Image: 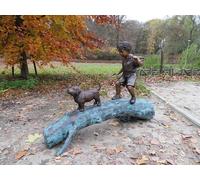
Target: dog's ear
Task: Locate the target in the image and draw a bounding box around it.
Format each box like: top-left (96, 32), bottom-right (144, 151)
top-left (74, 86), bottom-right (81, 95)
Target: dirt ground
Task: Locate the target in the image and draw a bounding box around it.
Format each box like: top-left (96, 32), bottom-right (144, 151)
top-left (0, 83), bottom-right (200, 165)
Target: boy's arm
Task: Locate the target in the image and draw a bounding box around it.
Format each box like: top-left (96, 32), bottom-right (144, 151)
top-left (117, 68), bottom-right (123, 75)
top-left (112, 68), bottom-right (123, 76)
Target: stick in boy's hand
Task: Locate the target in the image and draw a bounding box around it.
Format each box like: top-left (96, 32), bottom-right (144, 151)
top-left (112, 73), bottom-right (122, 80)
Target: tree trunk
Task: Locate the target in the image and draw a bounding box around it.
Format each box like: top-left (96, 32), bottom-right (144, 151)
top-left (12, 66), bottom-right (15, 78)
top-left (20, 51), bottom-right (29, 79)
top-left (43, 98), bottom-right (155, 155)
top-left (33, 61), bottom-right (38, 76)
top-left (15, 15), bottom-right (29, 79)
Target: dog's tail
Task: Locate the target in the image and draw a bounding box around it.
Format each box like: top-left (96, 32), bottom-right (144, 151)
top-left (97, 83), bottom-right (101, 91)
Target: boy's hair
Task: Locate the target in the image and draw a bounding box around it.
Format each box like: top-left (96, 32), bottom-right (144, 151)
top-left (117, 41), bottom-right (132, 53)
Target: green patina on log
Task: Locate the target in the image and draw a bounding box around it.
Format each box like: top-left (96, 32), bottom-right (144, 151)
top-left (43, 98), bottom-right (155, 155)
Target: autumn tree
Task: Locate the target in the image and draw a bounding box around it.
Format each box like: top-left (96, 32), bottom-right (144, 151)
top-left (0, 15), bottom-right (117, 79)
top-left (145, 19), bottom-right (166, 54)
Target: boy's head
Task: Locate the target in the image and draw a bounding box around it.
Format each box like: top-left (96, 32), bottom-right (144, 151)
top-left (117, 41), bottom-right (132, 57)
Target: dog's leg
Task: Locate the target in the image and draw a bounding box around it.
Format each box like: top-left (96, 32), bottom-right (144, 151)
top-left (77, 103), bottom-right (81, 110)
top-left (93, 99), bottom-right (98, 105)
top-left (94, 96), bottom-right (101, 106)
top-left (79, 103), bottom-right (84, 112)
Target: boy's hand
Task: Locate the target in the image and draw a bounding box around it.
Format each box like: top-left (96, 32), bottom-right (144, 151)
top-left (112, 73), bottom-right (121, 77)
top-left (132, 56), bottom-right (144, 66)
top-left (112, 73), bottom-right (122, 79)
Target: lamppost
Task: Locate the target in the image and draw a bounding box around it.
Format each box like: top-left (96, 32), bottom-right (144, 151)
top-left (184, 39), bottom-right (191, 68)
top-left (160, 39), bottom-right (165, 74)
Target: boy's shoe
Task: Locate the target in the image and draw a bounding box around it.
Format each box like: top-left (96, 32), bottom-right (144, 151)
top-left (112, 95), bottom-right (122, 100)
top-left (129, 97), bottom-right (136, 104)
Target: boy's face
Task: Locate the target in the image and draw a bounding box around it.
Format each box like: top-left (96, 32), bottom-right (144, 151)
top-left (119, 50), bottom-right (129, 58)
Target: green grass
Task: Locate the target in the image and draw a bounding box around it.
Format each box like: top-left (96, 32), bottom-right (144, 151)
top-left (0, 63), bottom-right (121, 77)
top-left (0, 77), bottom-right (39, 93)
top-left (0, 62), bottom-right (150, 97)
top-left (0, 63), bottom-right (121, 93)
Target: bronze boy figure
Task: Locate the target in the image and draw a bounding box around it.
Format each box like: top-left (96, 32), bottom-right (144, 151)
top-left (112, 41), bottom-right (143, 104)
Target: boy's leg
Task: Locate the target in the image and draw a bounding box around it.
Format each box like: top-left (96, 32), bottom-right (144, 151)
top-left (126, 85), bottom-right (136, 104)
top-left (126, 74), bottom-right (137, 104)
top-left (112, 81), bottom-right (122, 100)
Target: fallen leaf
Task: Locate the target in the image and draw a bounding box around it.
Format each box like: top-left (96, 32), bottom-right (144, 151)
top-left (169, 113), bottom-right (178, 121)
top-left (150, 139), bottom-right (160, 145)
top-left (180, 150), bottom-right (185, 157)
top-left (106, 148), bottom-right (116, 155)
top-left (26, 133), bottom-right (42, 144)
top-left (190, 138), bottom-right (198, 144)
top-left (130, 155), bottom-right (138, 160)
top-left (193, 147), bottom-right (200, 155)
top-left (93, 132), bottom-right (99, 136)
top-left (166, 159), bottom-right (174, 165)
top-left (91, 144), bottom-right (106, 151)
top-left (108, 120), bottom-right (120, 127)
top-left (149, 150), bottom-right (156, 156)
top-left (136, 155), bottom-right (149, 165)
top-left (182, 135), bottom-right (192, 140)
top-left (157, 160), bottom-right (168, 164)
top-left (15, 150), bottom-right (28, 160)
top-left (70, 147), bottom-right (82, 156)
top-left (160, 122), bottom-right (171, 128)
top-left (61, 152), bottom-right (69, 157)
top-left (159, 149), bottom-right (165, 153)
top-left (54, 156), bottom-right (62, 162)
top-left (55, 156), bottom-right (62, 160)
top-left (115, 146), bottom-right (124, 153)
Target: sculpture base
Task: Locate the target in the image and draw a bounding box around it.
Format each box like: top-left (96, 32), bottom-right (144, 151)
top-left (43, 98), bottom-right (155, 155)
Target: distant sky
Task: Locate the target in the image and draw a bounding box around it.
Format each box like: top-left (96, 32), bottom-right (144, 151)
top-left (126, 15), bottom-right (171, 22)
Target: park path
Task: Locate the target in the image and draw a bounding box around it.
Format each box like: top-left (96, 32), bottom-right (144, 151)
top-left (0, 84), bottom-right (200, 164)
top-left (147, 81), bottom-right (200, 125)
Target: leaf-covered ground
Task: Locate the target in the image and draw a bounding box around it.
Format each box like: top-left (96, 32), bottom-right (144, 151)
top-left (0, 81), bottom-right (200, 165)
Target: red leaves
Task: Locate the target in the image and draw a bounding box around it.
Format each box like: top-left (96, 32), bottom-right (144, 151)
top-left (0, 15), bottom-right (115, 67)
top-left (89, 15), bottom-right (118, 25)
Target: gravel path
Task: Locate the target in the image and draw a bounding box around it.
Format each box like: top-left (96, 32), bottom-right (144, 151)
top-left (148, 81), bottom-right (200, 122)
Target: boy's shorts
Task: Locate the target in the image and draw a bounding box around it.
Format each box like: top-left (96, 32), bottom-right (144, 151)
top-left (118, 73), bottom-right (136, 87)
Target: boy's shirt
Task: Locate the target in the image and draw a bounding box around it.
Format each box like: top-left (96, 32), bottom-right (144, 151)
top-left (122, 54), bottom-right (139, 77)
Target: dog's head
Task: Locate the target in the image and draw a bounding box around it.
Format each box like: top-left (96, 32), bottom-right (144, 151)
top-left (67, 86), bottom-right (81, 97)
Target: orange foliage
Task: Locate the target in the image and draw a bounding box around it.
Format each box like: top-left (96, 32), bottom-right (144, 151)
top-left (0, 15), bottom-right (116, 66)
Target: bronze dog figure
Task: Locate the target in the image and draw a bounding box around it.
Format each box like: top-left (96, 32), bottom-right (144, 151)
top-left (67, 85), bottom-right (101, 112)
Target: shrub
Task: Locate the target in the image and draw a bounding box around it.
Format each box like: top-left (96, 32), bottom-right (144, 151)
top-left (179, 43), bottom-right (200, 68)
top-left (143, 54), bottom-right (160, 68)
top-left (0, 77), bottom-right (39, 93)
top-left (86, 48), bottom-right (121, 60)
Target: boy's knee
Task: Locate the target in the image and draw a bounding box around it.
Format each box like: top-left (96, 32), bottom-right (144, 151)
top-left (126, 85), bottom-right (134, 90)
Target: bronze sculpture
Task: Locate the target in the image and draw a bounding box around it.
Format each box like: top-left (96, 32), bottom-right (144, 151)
top-left (67, 85), bottom-right (101, 112)
top-left (112, 41), bottom-right (143, 104)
